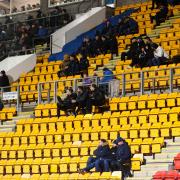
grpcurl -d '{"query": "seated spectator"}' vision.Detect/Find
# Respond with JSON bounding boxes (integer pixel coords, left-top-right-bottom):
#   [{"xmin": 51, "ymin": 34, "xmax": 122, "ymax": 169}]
[
  {"xmin": 68, "ymin": 54, "xmax": 80, "ymax": 76},
  {"xmin": 57, "ymin": 88, "xmax": 77, "ymax": 117},
  {"xmin": 151, "ymin": 4, "xmax": 168, "ymax": 26},
  {"xmin": 149, "ymin": 43, "xmax": 169, "ymax": 66},
  {"xmin": 58, "ymin": 54, "xmax": 70, "ymax": 78},
  {"xmin": 89, "ymin": 84, "xmax": 106, "ymax": 113},
  {"xmin": 100, "ymin": 68, "xmax": 114, "ymax": 84},
  {"xmin": 110, "ymin": 137, "xmax": 132, "ymax": 178},
  {"xmin": 75, "ymin": 86, "xmax": 90, "ymax": 114},
  {"xmin": 0, "ymin": 98, "xmax": 4, "ymax": 111},
  {"xmin": 121, "ymin": 37, "xmax": 144, "ymax": 66},
  {"xmin": 0, "ymin": 70, "xmax": 10, "ymax": 92},
  {"xmin": 79, "ymin": 53, "xmax": 89, "ymax": 75},
  {"xmin": 79, "ymin": 139, "xmax": 111, "ymax": 173}
]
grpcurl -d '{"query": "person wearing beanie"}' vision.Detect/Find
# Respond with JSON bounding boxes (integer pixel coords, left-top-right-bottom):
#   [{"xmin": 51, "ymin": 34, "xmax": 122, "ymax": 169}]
[{"xmin": 110, "ymin": 136, "xmax": 132, "ymax": 178}]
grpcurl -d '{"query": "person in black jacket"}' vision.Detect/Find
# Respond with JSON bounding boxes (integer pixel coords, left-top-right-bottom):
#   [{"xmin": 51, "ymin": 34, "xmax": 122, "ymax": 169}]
[
  {"xmin": 79, "ymin": 53, "xmax": 89, "ymax": 76},
  {"xmin": 151, "ymin": 4, "xmax": 168, "ymax": 26},
  {"xmin": 79, "ymin": 139, "xmax": 111, "ymax": 173},
  {"xmin": 89, "ymin": 84, "xmax": 106, "ymax": 113},
  {"xmin": 57, "ymin": 88, "xmax": 77, "ymax": 117},
  {"xmin": 68, "ymin": 55, "xmax": 80, "ymax": 76},
  {"xmin": 0, "ymin": 98, "xmax": 4, "ymax": 111},
  {"xmin": 75, "ymin": 86, "xmax": 90, "ymax": 114},
  {"xmin": 110, "ymin": 137, "xmax": 132, "ymax": 178},
  {"xmin": 0, "ymin": 70, "xmax": 10, "ymax": 92}
]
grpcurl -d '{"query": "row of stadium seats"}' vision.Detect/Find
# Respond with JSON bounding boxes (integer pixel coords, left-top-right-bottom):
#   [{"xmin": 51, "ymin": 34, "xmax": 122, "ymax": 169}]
[
  {"xmin": 110, "ymin": 93, "xmax": 180, "ymax": 111},
  {"xmin": 0, "ymin": 172, "xmax": 123, "ymax": 179},
  {"xmin": 0, "ymin": 108, "xmax": 16, "ymax": 121}
]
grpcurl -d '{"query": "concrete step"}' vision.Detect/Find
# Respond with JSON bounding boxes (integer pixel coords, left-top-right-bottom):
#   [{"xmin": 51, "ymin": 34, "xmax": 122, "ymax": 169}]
[
  {"xmin": 0, "ymin": 128, "xmax": 13, "ymax": 132},
  {"xmin": 156, "ymin": 24, "xmax": 172, "ymax": 29},
  {"xmin": 147, "ymin": 33, "xmax": 159, "ymax": 38},
  {"xmin": 126, "ymin": 177, "xmax": 152, "ymax": 180},
  {"xmin": 169, "ymin": 15, "xmax": 180, "ymax": 19},
  {"xmin": 166, "ymin": 141, "xmax": 180, "ymax": 147},
  {"xmin": 162, "ymin": 146, "xmax": 180, "ymax": 153},
  {"xmin": 175, "ymin": 137, "xmax": 180, "ymax": 142},
  {"xmin": 0, "ymin": 124, "xmax": 16, "ymax": 129},
  {"xmin": 155, "ymin": 152, "xmax": 178, "ymax": 159},
  {"xmin": 146, "ymin": 158, "xmax": 172, "ymax": 164},
  {"xmin": 133, "ymin": 169, "xmax": 163, "ymax": 177}
]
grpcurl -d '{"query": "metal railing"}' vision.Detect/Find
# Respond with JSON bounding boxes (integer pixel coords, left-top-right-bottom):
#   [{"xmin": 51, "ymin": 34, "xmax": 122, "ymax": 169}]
[
  {"xmin": 0, "ymin": 65, "xmax": 179, "ymax": 112},
  {"xmin": 37, "ymin": 66, "xmax": 179, "ymax": 104}
]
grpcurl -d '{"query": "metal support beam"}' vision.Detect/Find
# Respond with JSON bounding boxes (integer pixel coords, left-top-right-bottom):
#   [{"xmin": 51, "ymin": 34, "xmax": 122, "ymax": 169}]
[
  {"xmin": 140, "ymin": 71, "xmax": 144, "ymax": 95},
  {"xmin": 38, "ymin": 83, "xmax": 42, "ymax": 105},
  {"xmin": 122, "ymin": 74, "xmax": 126, "ymax": 97},
  {"xmin": 169, "ymin": 68, "xmax": 174, "ymax": 93}
]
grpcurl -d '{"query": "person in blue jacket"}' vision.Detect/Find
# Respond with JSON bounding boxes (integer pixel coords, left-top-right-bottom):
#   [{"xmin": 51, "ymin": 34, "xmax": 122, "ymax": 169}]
[
  {"xmin": 100, "ymin": 68, "xmax": 114, "ymax": 84},
  {"xmin": 110, "ymin": 137, "xmax": 132, "ymax": 178},
  {"xmin": 79, "ymin": 139, "xmax": 111, "ymax": 173}
]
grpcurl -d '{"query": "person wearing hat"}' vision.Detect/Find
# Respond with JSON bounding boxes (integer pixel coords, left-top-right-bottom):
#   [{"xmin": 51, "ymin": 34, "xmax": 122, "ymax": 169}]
[
  {"xmin": 110, "ymin": 137, "xmax": 132, "ymax": 178},
  {"xmin": 0, "ymin": 70, "xmax": 10, "ymax": 92}
]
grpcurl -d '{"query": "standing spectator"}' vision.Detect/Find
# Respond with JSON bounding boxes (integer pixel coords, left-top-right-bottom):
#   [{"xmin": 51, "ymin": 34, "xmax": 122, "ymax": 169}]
[
  {"xmin": 101, "ymin": 35, "xmax": 109, "ymax": 55},
  {"xmin": 68, "ymin": 55, "xmax": 80, "ymax": 76},
  {"xmin": 0, "ymin": 70, "xmax": 10, "ymax": 92},
  {"xmin": 102, "ymin": 20, "xmax": 113, "ymax": 35},
  {"xmin": 151, "ymin": 4, "xmax": 168, "ymax": 26},
  {"xmin": 110, "ymin": 137, "xmax": 132, "ymax": 178},
  {"xmin": 58, "ymin": 54, "xmax": 70, "ymax": 77},
  {"xmin": 93, "ymin": 35, "xmax": 103, "ymax": 56},
  {"xmin": 79, "ymin": 139, "xmax": 111, "ymax": 173},
  {"xmin": 79, "ymin": 54, "xmax": 89, "ymax": 75}
]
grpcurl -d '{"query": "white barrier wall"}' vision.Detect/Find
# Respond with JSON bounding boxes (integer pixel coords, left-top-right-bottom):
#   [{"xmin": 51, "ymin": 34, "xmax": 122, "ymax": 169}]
[
  {"xmin": 0, "ymin": 54, "xmax": 36, "ymax": 83},
  {"xmin": 52, "ymin": 7, "xmax": 106, "ymax": 54}
]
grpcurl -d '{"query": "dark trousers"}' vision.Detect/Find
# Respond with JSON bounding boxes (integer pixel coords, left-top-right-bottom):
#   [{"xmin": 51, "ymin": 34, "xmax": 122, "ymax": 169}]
[
  {"xmin": 110, "ymin": 160, "xmax": 131, "ymax": 179},
  {"xmin": 83, "ymin": 156, "xmax": 97, "ymax": 172},
  {"xmin": 95, "ymin": 159, "xmax": 111, "ymax": 172}
]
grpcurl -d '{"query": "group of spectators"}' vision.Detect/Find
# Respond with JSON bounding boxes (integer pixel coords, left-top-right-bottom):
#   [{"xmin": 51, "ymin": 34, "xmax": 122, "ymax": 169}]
[
  {"xmin": 57, "ymin": 84, "xmax": 106, "ymax": 117},
  {"xmin": 121, "ymin": 36, "xmax": 169, "ymax": 67},
  {"xmin": 79, "ymin": 137, "xmax": 132, "ymax": 179},
  {"xmin": 12, "ymin": 3, "xmax": 40, "ymax": 14},
  {"xmin": 78, "ymin": 17, "xmax": 138, "ymax": 58},
  {"xmin": 0, "ymin": 7, "xmax": 71, "ymax": 60},
  {"xmin": 57, "ymin": 54, "xmax": 89, "ymax": 78},
  {"xmin": 0, "ymin": 70, "xmax": 10, "ymax": 91}
]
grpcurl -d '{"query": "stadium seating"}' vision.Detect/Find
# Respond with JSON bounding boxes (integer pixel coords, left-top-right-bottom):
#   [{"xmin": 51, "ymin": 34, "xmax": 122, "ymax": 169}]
[
  {"xmin": 0, "ymin": 1, "xmax": 179, "ymax": 179},
  {"xmin": 0, "ymin": 107, "xmax": 16, "ymax": 122}
]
